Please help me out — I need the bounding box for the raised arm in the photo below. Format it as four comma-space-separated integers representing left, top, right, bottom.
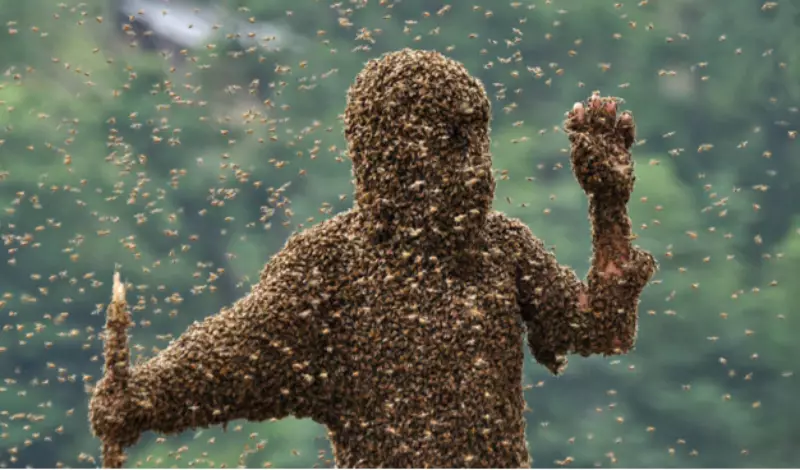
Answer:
512, 94, 656, 375
89, 229, 336, 449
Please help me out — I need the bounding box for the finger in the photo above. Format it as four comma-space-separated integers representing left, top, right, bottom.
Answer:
568, 133, 593, 177
617, 111, 636, 149
572, 102, 585, 123
604, 100, 616, 117
589, 92, 601, 109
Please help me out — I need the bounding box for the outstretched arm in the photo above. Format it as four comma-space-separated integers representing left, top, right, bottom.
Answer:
90, 231, 335, 448
513, 94, 656, 375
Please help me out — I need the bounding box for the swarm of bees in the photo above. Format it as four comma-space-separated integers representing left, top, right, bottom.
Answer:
87, 48, 655, 468
0, 0, 796, 468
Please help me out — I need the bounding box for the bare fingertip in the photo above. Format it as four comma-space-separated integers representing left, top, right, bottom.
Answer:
573, 102, 585, 121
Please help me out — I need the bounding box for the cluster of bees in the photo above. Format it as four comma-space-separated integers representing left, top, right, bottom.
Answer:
0, 0, 794, 468
87, 48, 655, 468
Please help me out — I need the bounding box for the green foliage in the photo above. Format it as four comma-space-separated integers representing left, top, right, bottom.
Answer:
0, 0, 797, 467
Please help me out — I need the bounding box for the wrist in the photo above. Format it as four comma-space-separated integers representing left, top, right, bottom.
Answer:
589, 186, 631, 206
589, 195, 630, 226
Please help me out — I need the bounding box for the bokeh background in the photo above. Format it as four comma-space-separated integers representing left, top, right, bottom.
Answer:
1, 0, 798, 467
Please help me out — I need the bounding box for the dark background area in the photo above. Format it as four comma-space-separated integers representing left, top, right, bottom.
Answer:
0, 0, 798, 467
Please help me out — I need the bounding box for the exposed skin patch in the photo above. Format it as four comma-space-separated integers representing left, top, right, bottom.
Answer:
89, 50, 656, 468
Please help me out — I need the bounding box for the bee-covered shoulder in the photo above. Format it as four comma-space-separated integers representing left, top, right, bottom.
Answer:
260, 211, 356, 278
484, 211, 544, 261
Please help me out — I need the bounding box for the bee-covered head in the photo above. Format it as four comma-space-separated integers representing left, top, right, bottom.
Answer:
345, 49, 495, 248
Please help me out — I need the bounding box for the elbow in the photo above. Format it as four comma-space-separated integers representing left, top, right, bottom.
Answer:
607, 332, 636, 356
578, 304, 639, 357
580, 333, 635, 358
530, 344, 569, 376
600, 309, 638, 356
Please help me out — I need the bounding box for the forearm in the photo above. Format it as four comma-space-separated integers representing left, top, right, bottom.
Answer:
576, 197, 655, 355
523, 93, 655, 371
520, 201, 653, 367
119, 302, 311, 437
589, 196, 632, 267
125, 334, 288, 436
120, 324, 252, 436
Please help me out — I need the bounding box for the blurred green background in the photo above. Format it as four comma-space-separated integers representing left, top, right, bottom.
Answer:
0, 0, 798, 467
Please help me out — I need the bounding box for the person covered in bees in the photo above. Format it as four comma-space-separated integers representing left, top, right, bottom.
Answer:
90, 48, 656, 469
